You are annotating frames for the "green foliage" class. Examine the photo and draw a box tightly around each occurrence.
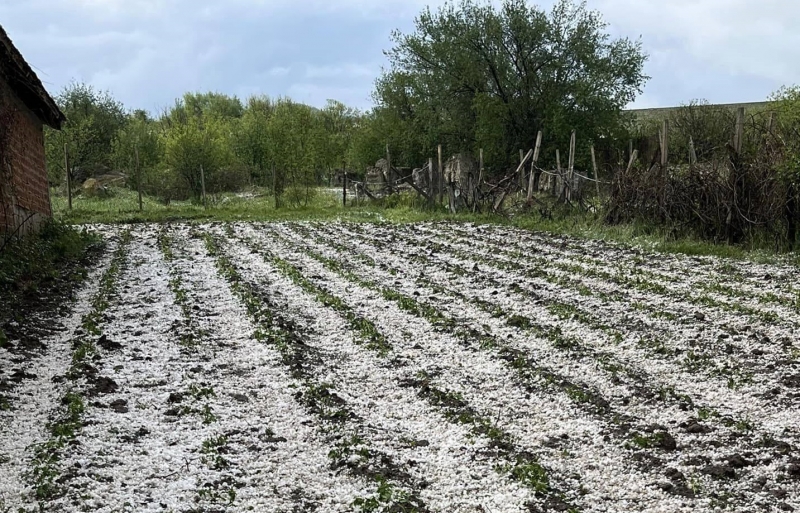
[0,221,98,310]
[770,86,800,184]
[45,82,127,184]
[375,0,648,172]
[111,110,162,193]
[164,116,231,200]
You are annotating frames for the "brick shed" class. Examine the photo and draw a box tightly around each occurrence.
[0,25,65,235]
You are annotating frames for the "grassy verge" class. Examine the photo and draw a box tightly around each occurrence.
[51,187,798,264]
[0,222,102,344]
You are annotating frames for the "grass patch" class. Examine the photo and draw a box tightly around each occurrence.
[0,221,100,324]
[52,187,798,264]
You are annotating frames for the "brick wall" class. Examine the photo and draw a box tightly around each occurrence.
[0,76,52,234]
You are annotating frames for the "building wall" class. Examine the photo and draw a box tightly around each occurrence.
[0,76,52,234]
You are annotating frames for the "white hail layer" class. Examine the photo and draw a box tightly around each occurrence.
[52,227,217,511]
[172,226,370,511]
[366,223,800,441]
[225,225,536,513]
[0,238,117,510]
[300,222,796,511]
[245,223,701,513]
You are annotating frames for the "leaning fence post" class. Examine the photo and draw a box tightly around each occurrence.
[64,143,72,210]
[527,131,543,202]
[626,150,639,173]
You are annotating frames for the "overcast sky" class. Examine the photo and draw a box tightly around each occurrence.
[1,0,797,113]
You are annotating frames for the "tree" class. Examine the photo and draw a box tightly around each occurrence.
[44,82,127,184]
[163,117,229,199]
[376,0,648,172]
[770,86,800,247]
[112,111,162,194]
[267,99,321,206]
[231,96,275,186]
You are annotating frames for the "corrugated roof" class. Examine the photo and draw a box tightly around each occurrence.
[0,25,65,129]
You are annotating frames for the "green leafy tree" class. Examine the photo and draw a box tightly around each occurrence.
[770,86,800,246]
[376,0,648,172]
[267,99,321,206]
[231,96,275,186]
[163,117,230,199]
[45,82,127,184]
[112,111,163,194]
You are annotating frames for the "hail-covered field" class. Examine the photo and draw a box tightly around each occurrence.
[1,221,799,513]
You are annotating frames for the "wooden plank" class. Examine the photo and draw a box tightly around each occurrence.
[519,149,525,190]
[397,168,430,201]
[527,131,543,202]
[493,190,508,213]
[515,148,534,193]
[661,120,669,167]
[626,150,639,173]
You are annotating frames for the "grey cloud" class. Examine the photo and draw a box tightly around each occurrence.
[0,0,796,113]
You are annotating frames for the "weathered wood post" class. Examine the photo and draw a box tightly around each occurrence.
[428,158,435,209]
[659,120,669,215]
[626,150,638,173]
[135,146,142,212]
[438,145,443,205]
[555,149,562,197]
[343,169,347,207]
[568,130,576,201]
[527,131,543,203]
[734,107,745,155]
[689,137,697,166]
[475,149,484,213]
[64,143,72,210]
